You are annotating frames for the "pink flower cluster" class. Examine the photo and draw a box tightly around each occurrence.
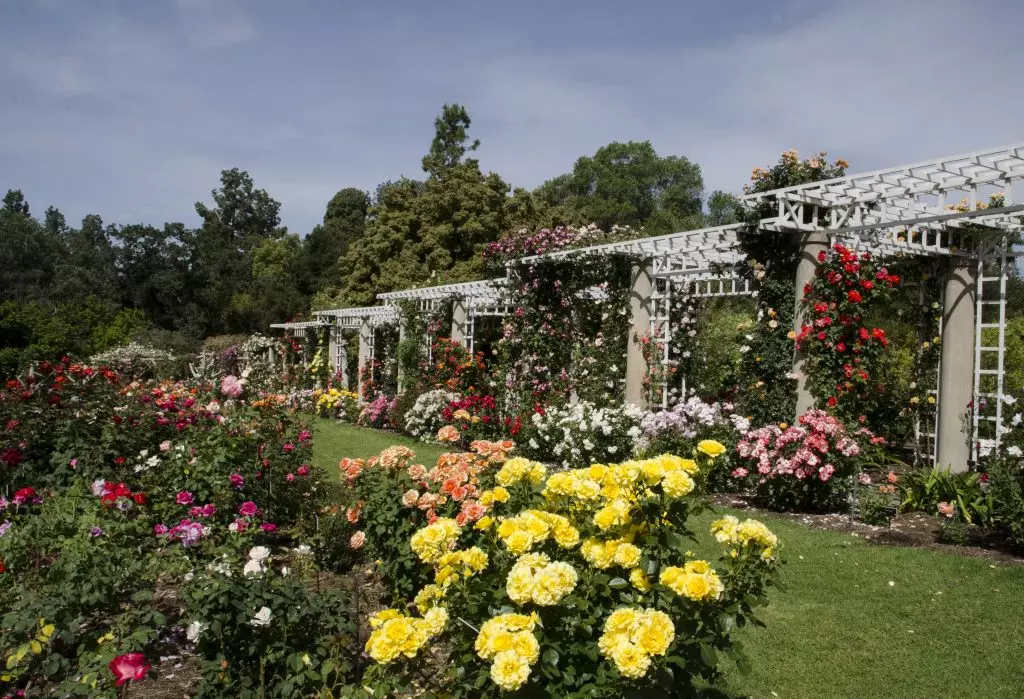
[733,409,881,484]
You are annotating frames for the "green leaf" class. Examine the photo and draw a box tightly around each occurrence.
[543,649,559,667]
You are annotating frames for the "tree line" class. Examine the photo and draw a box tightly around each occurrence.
[0,104,735,371]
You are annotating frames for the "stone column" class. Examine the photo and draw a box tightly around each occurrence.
[624,259,653,407]
[936,258,976,473]
[328,324,340,375]
[451,299,469,347]
[396,314,408,393]
[792,231,829,416]
[357,318,373,399]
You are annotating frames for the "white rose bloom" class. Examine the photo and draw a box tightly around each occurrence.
[294,544,312,556]
[243,559,266,578]
[250,606,273,627]
[1007,446,1023,458]
[186,620,208,643]
[248,546,271,562]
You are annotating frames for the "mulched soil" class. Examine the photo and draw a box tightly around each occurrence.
[710,492,1024,564]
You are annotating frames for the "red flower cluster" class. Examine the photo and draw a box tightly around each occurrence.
[99,481,148,507]
[796,244,900,412]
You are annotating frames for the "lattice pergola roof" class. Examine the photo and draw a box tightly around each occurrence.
[311,306,399,329]
[377,279,507,305]
[742,142,1024,256]
[269,320,329,330]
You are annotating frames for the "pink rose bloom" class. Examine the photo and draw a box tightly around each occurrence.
[282,443,296,453]
[230,473,244,489]
[220,375,243,398]
[153,523,168,535]
[298,430,312,442]
[818,464,835,482]
[401,489,420,508]
[297,465,310,477]
[159,440,171,452]
[230,518,250,532]
[239,501,259,517]
[731,467,749,479]
[176,491,194,505]
[189,506,203,517]
[285,473,296,482]
[857,472,872,485]
[349,531,365,550]
[201,503,217,517]
[260,522,277,532]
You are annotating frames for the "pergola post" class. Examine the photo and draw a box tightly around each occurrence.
[327,325,339,376]
[451,299,469,347]
[625,258,653,407]
[396,313,408,393]
[357,318,373,399]
[792,231,829,416]
[936,257,976,472]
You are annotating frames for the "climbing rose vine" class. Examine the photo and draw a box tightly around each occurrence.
[793,244,900,420]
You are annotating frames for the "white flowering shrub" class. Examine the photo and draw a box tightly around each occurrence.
[520,400,644,469]
[403,389,460,440]
[89,343,177,379]
[239,333,284,394]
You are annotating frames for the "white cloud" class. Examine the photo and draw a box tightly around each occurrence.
[0,0,1021,237]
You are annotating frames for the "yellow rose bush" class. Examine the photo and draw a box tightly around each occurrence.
[362,442,783,696]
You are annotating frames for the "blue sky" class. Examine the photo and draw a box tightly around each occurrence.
[2,0,1022,235]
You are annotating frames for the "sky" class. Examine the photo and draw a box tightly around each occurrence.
[2,0,1023,236]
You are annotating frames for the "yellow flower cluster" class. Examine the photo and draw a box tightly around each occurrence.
[598,607,675,679]
[581,534,642,570]
[479,486,509,507]
[496,510,580,555]
[409,518,461,564]
[711,516,778,559]
[314,387,359,413]
[506,553,578,606]
[544,455,699,509]
[435,546,489,587]
[629,567,652,592]
[593,498,633,530]
[474,613,541,691]
[413,584,445,613]
[495,457,547,487]
[365,607,448,664]
[660,560,725,602]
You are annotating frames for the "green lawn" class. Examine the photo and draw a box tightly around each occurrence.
[314,421,1024,698]
[312,418,448,471]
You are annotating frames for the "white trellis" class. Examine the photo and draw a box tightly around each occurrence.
[275,142,1024,470]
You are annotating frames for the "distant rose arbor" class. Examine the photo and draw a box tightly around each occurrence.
[273,142,1024,472]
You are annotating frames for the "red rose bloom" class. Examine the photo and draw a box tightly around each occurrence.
[847,290,862,303]
[109,653,150,686]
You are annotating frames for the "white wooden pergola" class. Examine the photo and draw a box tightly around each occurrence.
[276,142,1024,470]
[309,306,399,393]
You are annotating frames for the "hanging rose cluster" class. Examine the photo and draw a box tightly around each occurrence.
[792,244,900,416]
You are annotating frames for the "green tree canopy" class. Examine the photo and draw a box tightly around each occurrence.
[534,141,705,235]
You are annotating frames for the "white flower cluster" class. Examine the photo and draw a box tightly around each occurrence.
[89,343,176,378]
[524,401,644,469]
[403,389,460,439]
[640,397,750,441]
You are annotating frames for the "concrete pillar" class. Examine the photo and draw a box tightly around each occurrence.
[624,259,653,407]
[451,299,469,347]
[792,231,829,416]
[936,258,976,473]
[357,319,373,399]
[328,325,340,374]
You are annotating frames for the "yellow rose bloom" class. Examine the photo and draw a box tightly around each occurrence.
[662,470,695,498]
[629,567,652,592]
[490,650,531,691]
[697,440,727,458]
